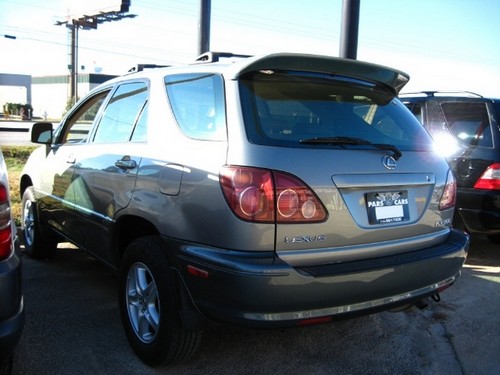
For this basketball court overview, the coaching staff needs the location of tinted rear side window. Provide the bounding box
[165,73,226,141]
[440,101,493,147]
[239,70,432,150]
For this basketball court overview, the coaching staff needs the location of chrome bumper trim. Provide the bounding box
[243,274,458,321]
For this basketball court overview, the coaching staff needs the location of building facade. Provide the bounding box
[31,73,116,120]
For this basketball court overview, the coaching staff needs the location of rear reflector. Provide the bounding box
[187,265,209,279]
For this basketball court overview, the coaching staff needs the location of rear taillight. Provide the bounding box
[220,166,327,223]
[439,170,457,211]
[0,184,13,260]
[473,163,500,190]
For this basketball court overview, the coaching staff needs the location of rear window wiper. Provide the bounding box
[300,136,402,160]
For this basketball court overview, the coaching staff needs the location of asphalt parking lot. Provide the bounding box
[12,234,499,375]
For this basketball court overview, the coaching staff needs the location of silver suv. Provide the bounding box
[20,52,469,366]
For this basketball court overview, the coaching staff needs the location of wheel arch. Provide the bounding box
[19,174,33,198]
[113,220,212,332]
[112,214,159,265]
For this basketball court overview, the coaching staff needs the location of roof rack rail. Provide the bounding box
[128,64,170,73]
[194,51,252,63]
[400,90,483,98]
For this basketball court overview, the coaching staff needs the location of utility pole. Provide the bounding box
[68,24,78,105]
[198,0,211,55]
[56,1,136,105]
[339,0,360,59]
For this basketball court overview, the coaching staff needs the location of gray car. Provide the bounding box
[20,52,469,367]
[0,148,23,375]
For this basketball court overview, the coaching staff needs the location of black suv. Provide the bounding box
[401,92,500,243]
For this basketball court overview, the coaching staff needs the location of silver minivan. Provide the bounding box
[20,52,469,366]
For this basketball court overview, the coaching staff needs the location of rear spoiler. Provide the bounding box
[229,53,410,94]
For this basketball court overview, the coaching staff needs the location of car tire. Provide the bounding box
[118,236,202,367]
[20,187,57,259]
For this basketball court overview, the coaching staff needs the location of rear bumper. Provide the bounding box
[0,237,24,364]
[457,187,500,234]
[0,300,24,364]
[175,229,469,327]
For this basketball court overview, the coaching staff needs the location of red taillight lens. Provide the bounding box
[220,166,327,223]
[274,172,326,222]
[0,183,7,203]
[0,184,13,260]
[220,167,274,222]
[473,163,500,190]
[0,225,12,260]
[277,189,299,218]
[439,170,457,211]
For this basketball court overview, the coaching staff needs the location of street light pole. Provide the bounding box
[339,0,360,59]
[198,0,211,55]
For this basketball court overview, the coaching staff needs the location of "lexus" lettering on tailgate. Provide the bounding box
[284,235,327,243]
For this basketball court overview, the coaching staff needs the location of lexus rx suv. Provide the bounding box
[401,91,500,243]
[0,147,23,374]
[20,52,469,366]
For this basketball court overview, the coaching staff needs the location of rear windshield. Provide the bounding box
[239,70,433,150]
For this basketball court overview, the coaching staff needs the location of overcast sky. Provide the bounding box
[1,0,499,96]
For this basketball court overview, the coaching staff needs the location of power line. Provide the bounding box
[1,2,339,65]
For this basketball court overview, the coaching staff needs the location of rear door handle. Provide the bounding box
[115,155,137,170]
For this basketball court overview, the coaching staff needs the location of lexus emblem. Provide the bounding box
[382,155,397,170]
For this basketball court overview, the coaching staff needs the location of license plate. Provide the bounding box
[366,191,409,224]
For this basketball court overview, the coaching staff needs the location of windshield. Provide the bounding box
[239,70,433,151]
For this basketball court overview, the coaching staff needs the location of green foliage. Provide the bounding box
[2,145,36,170]
[3,102,33,119]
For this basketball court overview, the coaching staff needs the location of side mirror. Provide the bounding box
[31,122,53,144]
